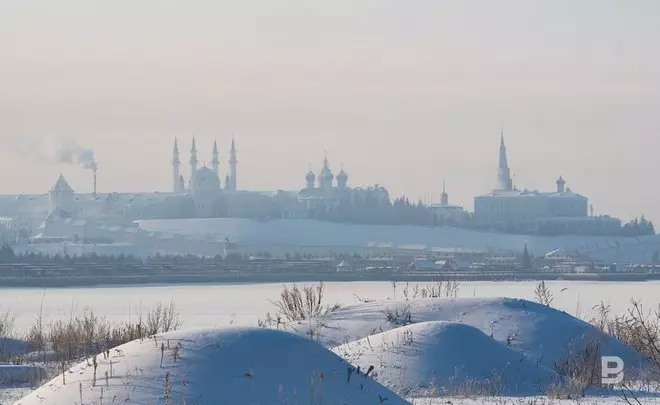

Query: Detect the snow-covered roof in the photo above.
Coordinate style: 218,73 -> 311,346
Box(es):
477,189 -> 586,199
429,203 -> 464,210
50,175 -> 74,193
398,244 -> 427,251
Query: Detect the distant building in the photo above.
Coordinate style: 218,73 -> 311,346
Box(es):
473,131 -> 618,234
429,179 -> 467,223
297,156 -> 390,217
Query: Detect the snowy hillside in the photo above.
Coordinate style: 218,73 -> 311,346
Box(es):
333,321 -> 561,397
14,327 -> 409,405
289,298 -> 646,375
136,217 -> 660,262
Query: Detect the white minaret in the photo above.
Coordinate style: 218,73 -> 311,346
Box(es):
228,138 -> 237,191
212,139 -> 220,176
172,138 -> 181,192
189,137 -> 198,192
497,130 -> 513,191
440,178 -> 449,205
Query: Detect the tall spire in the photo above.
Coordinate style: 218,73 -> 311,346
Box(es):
172,138 -> 181,192
228,137 -> 237,191
211,138 -> 220,175
189,136 -> 198,192
497,129 -> 513,191
441,177 -> 449,205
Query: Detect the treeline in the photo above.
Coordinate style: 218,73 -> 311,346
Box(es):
620,216 -> 655,237
311,196 -> 464,227
308,197 -> 655,237
0,245 -> 362,265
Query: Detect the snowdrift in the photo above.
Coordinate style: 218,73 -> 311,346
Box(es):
294,298 -> 647,374
334,321 -> 560,397
14,327 -> 409,405
136,217 -> 660,262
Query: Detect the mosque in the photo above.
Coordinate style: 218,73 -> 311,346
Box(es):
0,132 -> 625,243
0,136 -> 394,241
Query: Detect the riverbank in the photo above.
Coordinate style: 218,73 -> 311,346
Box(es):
0,270 -> 658,288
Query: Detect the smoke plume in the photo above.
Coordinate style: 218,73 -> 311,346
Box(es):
42,137 -> 98,173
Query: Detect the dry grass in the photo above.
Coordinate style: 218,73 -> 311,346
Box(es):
273,282 -> 340,322
534,281 -> 554,307
4,300 -> 183,371
550,335 -> 602,398
383,306 -> 413,326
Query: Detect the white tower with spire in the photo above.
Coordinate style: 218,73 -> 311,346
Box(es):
172,138 -> 181,192
497,130 -> 513,191
440,178 -> 449,205
556,176 -> 566,193
189,137 -> 198,192
228,138 -> 237,191
211,139 -> 220,176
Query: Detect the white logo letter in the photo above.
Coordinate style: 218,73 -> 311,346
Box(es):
601,356 -> 624,384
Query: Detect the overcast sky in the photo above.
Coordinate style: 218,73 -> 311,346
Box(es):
1,1 -> 659,222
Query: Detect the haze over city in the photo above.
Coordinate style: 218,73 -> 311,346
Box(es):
1,0 -> 659,222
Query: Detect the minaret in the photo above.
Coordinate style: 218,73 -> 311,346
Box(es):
440,178 -> 449,205
172,138 -> 181,192
211,139 -> 220,175
497,130 -> 513,191
228,138 -> 237,191
189,137 -> 198,192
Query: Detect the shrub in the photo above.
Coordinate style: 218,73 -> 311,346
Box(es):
145,301 -> 183,336
534,281 -> 554,307
273,283 -> 340,322
552,335 -> 602,398
383,306 -> 412,326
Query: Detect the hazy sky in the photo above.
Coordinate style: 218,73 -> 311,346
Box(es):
1,1 -> 659,222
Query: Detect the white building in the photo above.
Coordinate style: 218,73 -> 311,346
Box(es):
429,179 -> 467,223
473,132 -> 616,234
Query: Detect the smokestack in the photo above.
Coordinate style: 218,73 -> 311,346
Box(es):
93,171 -> 97,196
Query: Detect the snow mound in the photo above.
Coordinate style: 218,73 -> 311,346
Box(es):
295,298 -> 646,374
333,321 -> 560,397
14,327 -> 409,405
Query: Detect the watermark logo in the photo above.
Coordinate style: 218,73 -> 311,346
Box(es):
601,356 -> 624,384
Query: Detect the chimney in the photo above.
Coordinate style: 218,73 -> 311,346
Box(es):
93,172 -> 97,196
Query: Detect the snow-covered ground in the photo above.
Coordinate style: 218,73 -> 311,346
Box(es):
273,297 -> 646,399
334,321 -> 561,397
0,280 -> 656,332
136,217 -> 660,262
13,327 -> 409,405
307,298 -> 646,370
1,281 -> 660,404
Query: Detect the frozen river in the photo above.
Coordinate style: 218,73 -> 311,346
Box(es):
1,280 -> 659,333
